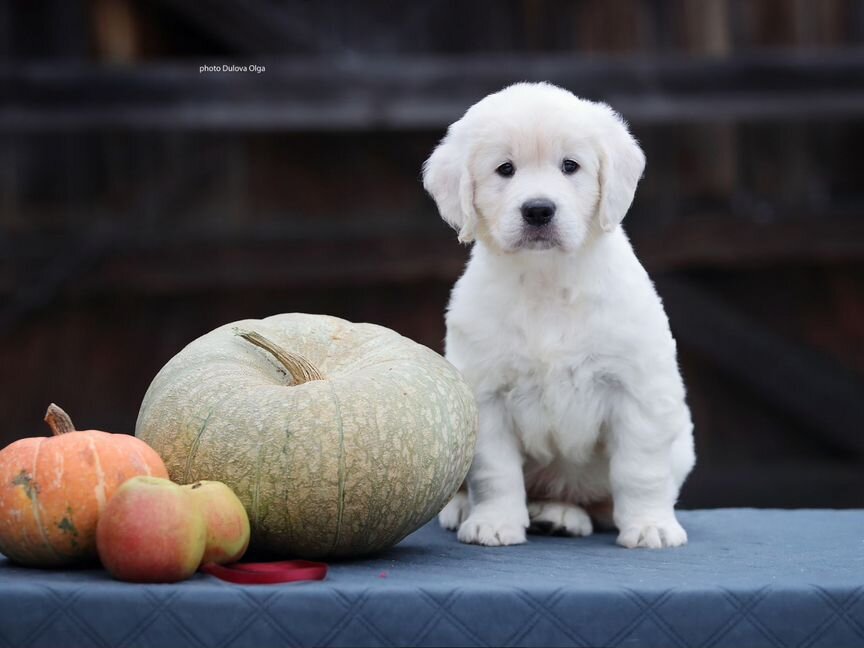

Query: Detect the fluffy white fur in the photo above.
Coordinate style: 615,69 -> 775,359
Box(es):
423,83 -> 695,549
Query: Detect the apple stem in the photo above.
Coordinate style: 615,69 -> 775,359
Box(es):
234,329 -> 325,385
44,404 -> 76,436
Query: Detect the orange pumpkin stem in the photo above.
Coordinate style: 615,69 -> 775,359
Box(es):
44,403 -> 76,436
234,329 -> 325,385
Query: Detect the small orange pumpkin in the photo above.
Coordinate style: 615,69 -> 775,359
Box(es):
0,404 -> 168,566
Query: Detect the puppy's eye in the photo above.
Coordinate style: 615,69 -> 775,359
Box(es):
496,162 -> 515,178
562,159 -> 580,175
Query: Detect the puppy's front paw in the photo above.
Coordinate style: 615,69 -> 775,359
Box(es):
528,501 -> 593,537
458,507 -> 528,546
438,492 -> 469,531
617,517 -> 687,549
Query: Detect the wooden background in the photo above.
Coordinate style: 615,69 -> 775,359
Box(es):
1,0 -> 863,507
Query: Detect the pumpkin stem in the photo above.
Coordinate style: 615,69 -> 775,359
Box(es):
234,329 -> 325,385
44,404 -> 76,436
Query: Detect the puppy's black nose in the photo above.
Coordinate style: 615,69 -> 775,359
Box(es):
521,199 -> 556,226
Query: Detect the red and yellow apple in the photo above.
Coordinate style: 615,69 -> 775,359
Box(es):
96,476 -> 205,583
183,480 -> 250,565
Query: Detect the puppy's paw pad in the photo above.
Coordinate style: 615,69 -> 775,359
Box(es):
528,501 -> 593,537
458,517 -> 527,546
617,519 -> 687,549
438,493 -> 469,531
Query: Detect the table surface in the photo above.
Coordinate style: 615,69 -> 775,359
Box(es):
2,509 -> 863,648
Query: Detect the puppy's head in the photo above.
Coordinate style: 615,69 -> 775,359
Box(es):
422,82 -> 645,252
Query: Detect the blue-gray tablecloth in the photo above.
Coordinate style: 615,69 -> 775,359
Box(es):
1,509 -> 863,647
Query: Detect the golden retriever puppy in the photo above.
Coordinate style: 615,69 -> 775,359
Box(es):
423,83 -> 695,549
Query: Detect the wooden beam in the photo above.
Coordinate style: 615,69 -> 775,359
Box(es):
2,215 -> 864,339
0,234 -> 109,336
3,51 -> 864,131
2,214 -> 864,297
656,275 -> 864,454
681,463 -> 864,508
151,0 -> 331,55
631,215 -> 864,270
89,235 -> 468,294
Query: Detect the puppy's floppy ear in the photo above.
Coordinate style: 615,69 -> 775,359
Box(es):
595,106 -> 646,233
422,128 -> 477,244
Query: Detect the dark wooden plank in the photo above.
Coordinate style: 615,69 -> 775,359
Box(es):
680,463 -> 864,508
89,236 -> 468,294
631,216 -> 864,270
656,275 -> 864,455
3,52 -> 864,131
151,0 -> 330,55
0,234 -> 111,337
6,213 -> 864,269
3,215 -> 864,309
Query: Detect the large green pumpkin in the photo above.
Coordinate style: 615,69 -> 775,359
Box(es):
135,314 -> 476,558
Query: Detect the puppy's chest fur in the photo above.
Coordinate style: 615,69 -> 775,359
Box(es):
490,277 -> 618,469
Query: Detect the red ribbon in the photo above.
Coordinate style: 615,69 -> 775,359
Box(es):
200,560 -> 328,585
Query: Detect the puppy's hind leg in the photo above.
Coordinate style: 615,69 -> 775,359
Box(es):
438,490 -> 469,531
528,501 -> 593,537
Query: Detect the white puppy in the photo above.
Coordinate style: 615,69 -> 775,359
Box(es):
423,82 -> 695,549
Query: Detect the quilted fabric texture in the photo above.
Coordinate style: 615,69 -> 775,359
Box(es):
1,509 -> 863,648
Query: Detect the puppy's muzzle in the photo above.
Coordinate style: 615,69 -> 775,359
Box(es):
521,199 -> 556,226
